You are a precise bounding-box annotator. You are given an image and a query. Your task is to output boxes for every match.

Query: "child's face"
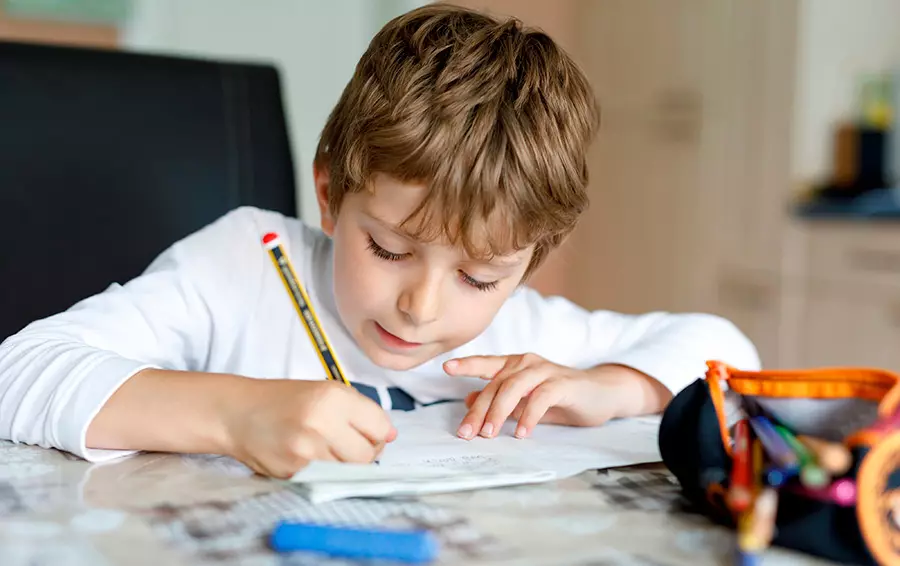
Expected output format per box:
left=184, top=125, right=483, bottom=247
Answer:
left=317, top=172, right=533, bottom=371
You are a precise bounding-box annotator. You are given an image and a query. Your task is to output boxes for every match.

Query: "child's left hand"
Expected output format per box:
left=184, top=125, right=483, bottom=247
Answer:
left=443, top=354, right=670, bottom=440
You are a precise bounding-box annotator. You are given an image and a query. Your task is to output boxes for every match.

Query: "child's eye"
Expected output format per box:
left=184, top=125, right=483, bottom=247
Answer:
left=459, top=271, right=498, bottom=292
left=367, top=235, right=407, bottom=261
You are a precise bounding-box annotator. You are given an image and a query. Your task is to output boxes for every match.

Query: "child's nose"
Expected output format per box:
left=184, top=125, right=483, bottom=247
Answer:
left=398, top=275, right=442, bottom=325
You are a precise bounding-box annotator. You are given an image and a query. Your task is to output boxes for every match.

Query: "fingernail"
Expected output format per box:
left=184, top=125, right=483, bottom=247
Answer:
left=457, top=424, right=473, bottom=439
left=515, top=425, right=527, bottom=439
left=480, top=423, right=494, bottom=438
left=444, top=360, right=458, bottom=371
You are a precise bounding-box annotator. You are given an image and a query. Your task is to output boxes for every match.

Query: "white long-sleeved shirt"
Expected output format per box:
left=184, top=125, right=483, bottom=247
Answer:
left=0, top=206, right=760, bottom=462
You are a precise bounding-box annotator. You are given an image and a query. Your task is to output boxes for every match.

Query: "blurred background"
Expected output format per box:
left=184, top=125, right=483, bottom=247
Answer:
left=3, top=0, right=900, bottom=372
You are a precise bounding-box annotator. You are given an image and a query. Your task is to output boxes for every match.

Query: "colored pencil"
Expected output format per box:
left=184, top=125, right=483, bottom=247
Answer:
left=748, top=416, right=800, bottom=482
left=773, top=424, right=830, bottom=488
left=728, top=419, right=754, bottom=512
left=796, top=435, right=852, bottom=476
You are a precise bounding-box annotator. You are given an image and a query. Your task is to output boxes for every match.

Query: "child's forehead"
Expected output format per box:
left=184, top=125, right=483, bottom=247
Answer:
left=363, top=173, right=429, bottom=212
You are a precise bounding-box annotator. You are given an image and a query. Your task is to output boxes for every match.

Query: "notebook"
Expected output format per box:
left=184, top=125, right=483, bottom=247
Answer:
left=290, top=401, right=662, bottom=503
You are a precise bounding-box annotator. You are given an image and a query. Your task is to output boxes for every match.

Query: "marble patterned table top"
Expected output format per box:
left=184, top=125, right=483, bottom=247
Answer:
left=0, top=440, right=836, bottom=566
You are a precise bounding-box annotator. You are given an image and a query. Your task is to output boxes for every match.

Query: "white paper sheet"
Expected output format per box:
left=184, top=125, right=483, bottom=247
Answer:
left=290, top=402, right=662, bottom=503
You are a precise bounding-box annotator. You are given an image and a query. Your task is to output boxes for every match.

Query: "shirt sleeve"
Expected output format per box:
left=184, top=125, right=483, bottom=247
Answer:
left=0, top=207, right=265, bottom=462
left=496, top=286, right=761, bottom=396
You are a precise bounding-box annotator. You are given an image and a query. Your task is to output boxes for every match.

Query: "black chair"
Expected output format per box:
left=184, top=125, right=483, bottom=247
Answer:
left=0, top=41, right=298, bottom=340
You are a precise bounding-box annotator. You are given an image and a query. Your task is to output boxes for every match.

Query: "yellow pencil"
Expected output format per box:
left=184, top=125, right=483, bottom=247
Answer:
left=737, top=439, right=764, bottom=552
left=743, top=488, right=779, bottom=552
left=737, top=440, right=777, bottom=556
left=262, top=232, right=350, bottom=386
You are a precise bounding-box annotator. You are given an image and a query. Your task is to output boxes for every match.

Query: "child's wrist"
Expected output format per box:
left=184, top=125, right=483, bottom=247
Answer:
left=211, top=374, right=258, bottom=458
left=587, top=364, right=671, bottom=419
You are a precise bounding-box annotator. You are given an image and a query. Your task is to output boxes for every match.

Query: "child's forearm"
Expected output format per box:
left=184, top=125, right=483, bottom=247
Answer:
left=86, top=370, right=396, bottom=476
left=85, top=368, right=246, bottom=456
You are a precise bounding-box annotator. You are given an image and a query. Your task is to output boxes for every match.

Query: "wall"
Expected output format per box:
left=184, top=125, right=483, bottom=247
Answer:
left=791, top=0, right=900, bottom=185
left=121, top=0, right=425, bottom=226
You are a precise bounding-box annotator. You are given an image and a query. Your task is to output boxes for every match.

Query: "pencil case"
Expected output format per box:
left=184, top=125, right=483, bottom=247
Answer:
left=658, top=360, right=900, bottom=565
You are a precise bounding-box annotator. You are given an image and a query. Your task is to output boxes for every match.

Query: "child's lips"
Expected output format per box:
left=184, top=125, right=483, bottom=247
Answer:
left=374, top=322, right=422, bottom=349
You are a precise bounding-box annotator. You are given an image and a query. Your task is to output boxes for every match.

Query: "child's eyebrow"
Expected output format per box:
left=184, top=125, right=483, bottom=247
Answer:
left=485, top=256, right=524, bottom=268
left=363, top=212, right=422, bottom=242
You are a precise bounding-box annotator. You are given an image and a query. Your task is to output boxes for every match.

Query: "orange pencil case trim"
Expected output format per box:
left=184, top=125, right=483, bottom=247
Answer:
left=703, top=361, right=900, bottom=453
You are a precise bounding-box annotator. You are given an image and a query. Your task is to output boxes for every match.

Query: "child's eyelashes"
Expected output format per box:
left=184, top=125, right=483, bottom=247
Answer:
left=459, top=272, right=499, bottom=292
left=366, top=234, right=499, bottom=292
left=367, top=235, right=407, bottom=261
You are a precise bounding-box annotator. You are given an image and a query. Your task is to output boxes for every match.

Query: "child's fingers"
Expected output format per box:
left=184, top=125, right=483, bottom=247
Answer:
left=443, top=355, right=511, bottom=380
left=347, top=394, right=396, bottom=445
left=456, top=376, right=507, bottom=439
left=282, top=428, right=336, bottom=477
left=509, top=398, right=528, bottom=420
left=464, top=391, right=479, bottom=407
left=480, top=369, right=547, bottom=438
left=514, top=382, right=564, bottom=439
left=326, top=424, right=382, bottom=463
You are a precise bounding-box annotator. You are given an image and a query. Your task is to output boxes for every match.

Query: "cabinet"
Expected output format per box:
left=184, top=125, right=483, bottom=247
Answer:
left=792, top=223, right=900, bottom=370
left=711, top=0, right=798, bottom=276
left=712, top=267, right=784, bottom=367
left=568, top=0, right=726, bottom=314
left=806, top=223, right=900, bottom=289
left=560, top=0, right=801, bottom=319
left=800, top=281, right=900, bottom=371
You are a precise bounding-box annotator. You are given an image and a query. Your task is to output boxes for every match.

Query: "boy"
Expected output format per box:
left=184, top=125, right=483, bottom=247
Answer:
left=0, top=4, right=759, bottom=479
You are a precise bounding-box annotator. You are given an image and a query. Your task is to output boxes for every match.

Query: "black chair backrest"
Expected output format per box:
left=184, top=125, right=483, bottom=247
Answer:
left=0, top=41, right=298, bottom=339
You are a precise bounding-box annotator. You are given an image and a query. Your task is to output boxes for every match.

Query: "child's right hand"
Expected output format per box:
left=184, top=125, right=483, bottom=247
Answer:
left=222, top=379, right=396, bottom=478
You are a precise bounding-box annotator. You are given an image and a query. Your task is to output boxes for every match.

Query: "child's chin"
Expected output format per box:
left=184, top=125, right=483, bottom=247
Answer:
left=363, top=345, right=430, bottom=372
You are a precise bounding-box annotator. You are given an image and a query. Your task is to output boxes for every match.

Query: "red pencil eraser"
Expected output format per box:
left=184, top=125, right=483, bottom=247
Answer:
left=262, top=232, right=279, bottom=245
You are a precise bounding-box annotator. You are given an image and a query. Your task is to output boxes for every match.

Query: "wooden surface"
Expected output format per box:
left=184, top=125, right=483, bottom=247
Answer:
left=0, top=7, right=118, bottom=48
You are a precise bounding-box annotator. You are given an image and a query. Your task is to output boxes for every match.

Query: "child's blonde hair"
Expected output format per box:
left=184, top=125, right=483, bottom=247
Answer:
left=315, top=3, right=600, bottom=278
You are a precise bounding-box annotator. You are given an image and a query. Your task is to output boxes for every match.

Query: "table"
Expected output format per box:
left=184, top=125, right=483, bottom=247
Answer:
left=0, top=440, right=834, bottom=565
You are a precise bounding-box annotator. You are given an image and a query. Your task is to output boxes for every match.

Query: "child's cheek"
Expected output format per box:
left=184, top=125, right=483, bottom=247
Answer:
left=452, top=296, right=503, bottom=342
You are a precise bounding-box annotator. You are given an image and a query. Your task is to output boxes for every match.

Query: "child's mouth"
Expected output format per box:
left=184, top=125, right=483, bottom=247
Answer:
left=373, top=322, right=422, bottom=350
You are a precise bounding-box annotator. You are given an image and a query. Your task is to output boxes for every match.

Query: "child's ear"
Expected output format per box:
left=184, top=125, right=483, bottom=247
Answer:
left=313, top=162, right=336, bottom=236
